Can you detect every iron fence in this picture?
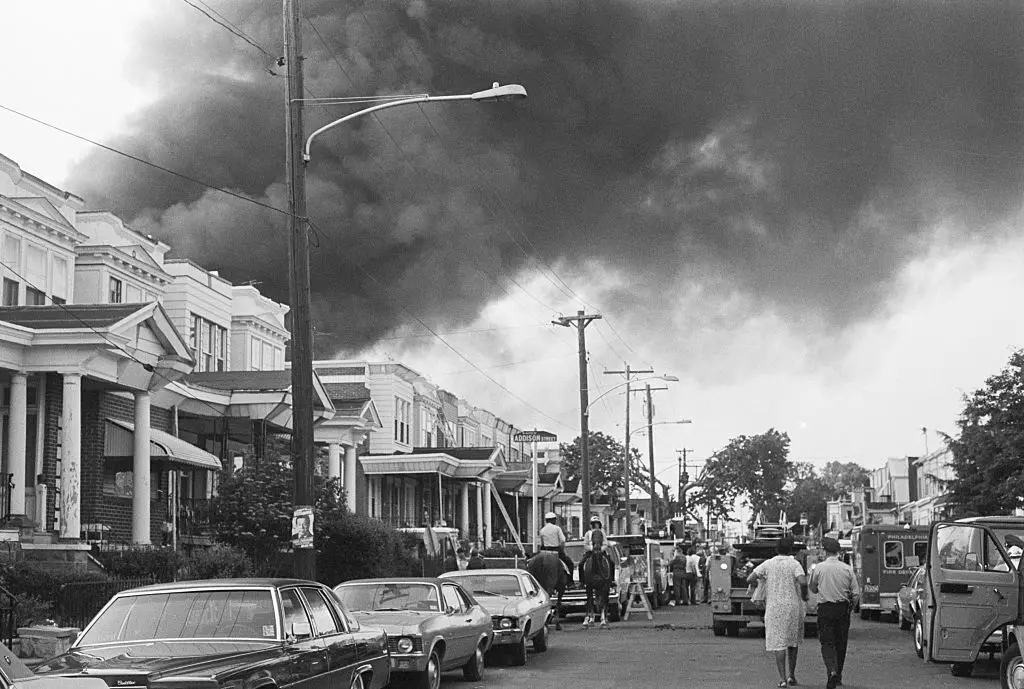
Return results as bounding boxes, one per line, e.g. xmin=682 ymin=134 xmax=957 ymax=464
xmin=56 ymin=577 xmax=156 ymax=631
xmin=0 ymin=474 xmax=13 ymax=522
xmin=0 ymin=584 xmax=15 ymax=648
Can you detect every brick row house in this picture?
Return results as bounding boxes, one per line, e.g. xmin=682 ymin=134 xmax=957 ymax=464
xmin=0 ymin=153 xmax=568 ymax=564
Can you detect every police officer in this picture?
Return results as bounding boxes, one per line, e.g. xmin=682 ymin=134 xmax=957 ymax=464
xmin=809 ymin=537 xmax=859 ymax=689
xmin=538 ymin=512 xmax=574 ymax=572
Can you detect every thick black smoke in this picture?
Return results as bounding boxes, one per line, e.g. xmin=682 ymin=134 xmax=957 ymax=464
xmin=70 ymin=0 xmax=1024 ymax=356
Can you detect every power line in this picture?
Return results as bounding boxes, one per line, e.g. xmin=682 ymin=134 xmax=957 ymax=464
xmin=179 ymin=0 xmax=280 ymax=64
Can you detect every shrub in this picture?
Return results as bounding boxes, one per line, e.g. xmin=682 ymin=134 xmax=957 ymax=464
xmin=92 ymin=547 xmax=181 ymax=581
xmin=13 ymin=594 xmax=53 ymax=627
xmin=0 ymin=562 xmax=107 ymax=604
xmin=317 ymin=512 xmax=419 ymax=587
xmin=178 ymin=544 xmax=254 ymax=580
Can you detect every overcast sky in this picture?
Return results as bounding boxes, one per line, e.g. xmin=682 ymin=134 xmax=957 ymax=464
xmin=3 ymin=1 xmax=1022 ymax=491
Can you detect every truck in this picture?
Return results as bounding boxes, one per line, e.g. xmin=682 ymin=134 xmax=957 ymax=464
xmin=850 ymin=524 xmax=929 ymax=621
xmin=922 ymin=516 xmax=1024 ymax=682
xmin=709 ymin=522 xmax=819 ymax=637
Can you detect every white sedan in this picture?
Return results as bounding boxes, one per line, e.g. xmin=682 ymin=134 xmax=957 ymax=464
xmin=439 ymin=568 xmax=551 ymax=666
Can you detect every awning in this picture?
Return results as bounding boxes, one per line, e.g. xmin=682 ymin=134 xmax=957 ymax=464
xmin=105 ymin=419 xmax=223 ymax=471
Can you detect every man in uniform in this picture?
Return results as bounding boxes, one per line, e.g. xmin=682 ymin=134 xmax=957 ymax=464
xmin=809 ymin=536 xmax=859 ymax=689
xmin=539 ymin=512 xmax=574 ymax=574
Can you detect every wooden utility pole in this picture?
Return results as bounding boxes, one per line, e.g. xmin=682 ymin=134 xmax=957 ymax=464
xmin=284 ymin=0 xmax=316 ymax=580
xmin=554 ymin=310 xmax=602 ymax=527
xmin=631 ymin=383 xmax=670 ymax=531
xmin=604 ymin=363 xmax=652 ymax=534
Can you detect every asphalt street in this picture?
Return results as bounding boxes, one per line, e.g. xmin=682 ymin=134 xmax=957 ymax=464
xmin=441 ymin=604 xmax=1003 ymax=689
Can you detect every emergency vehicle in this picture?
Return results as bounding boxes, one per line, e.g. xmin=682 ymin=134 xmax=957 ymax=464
xmin=709 ymin=521 xmax=820 ymax=637
xmin=849 ymin=524 xmax=929 ymax=620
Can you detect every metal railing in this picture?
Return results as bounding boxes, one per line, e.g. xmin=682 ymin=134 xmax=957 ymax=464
xmin=0 ymin=584 xmax=15 ymax=648
xmin=0 ymin=474 xmax=13 ymax=522
xmin=55 ymin=577 xmax=156 ymax=631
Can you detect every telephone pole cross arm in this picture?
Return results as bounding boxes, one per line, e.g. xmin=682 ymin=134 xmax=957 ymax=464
xmin=553 ymin=310 xmax=602 ymax=528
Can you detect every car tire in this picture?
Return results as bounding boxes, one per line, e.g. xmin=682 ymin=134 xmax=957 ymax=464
xmin=1000 ymin=641 xmax=1022 ymax=689
xmin=899 ymin=612 xmax=912 ymax=631
xmin=913 ymin=615 xmax=926 ymax=659
xmin=712 ymin=621 xmax=727 ymax=637
xmin=726 ymin=623 xmax=740 ymax=637
xmin=350 ymin=672 xmax=365 ymax=689
xmin=608 ymin=602 xmax=621 ymax=622
xmin=533 ymin=624 xmax=549 ymax=652
xmin=509 ymin=636 xmax=528 ymax=667
xmin=463 ymin=641 xmax=485 ymax=681
xmin=859 ymin=607 xmax=871 ymax=621
xmin=950 ymin=662 xmax=974 ymax=678
xmin=412 ymin=649 xmax=441 ymax=689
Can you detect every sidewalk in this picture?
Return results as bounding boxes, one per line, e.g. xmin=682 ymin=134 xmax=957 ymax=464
xmin=555 ymin=599 xmax=713 ymax=631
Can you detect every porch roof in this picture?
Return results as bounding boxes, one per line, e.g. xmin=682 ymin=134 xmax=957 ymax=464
xmin=105 ymin=418 xmax=222 ymax=470
xmin=360 ymin=448 xmax=500 ymax=479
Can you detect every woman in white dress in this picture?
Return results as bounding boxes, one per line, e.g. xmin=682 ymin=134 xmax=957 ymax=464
xmin=747 ymin=537 xmax=808 ymax=687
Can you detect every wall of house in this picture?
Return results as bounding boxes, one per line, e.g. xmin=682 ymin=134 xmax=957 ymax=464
xmin=366 ymin=367 xmax=413 ymax=455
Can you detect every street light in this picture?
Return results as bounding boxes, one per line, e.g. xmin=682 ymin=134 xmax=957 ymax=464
xmin=585 ymin=374 xmax=679 ymax=414
xmin=286 ymin=3 xmax=527 ymax=580
xmin=627 ymin=418 xmax=691 ymax=533
xmin=304 ymin=83 xmax=527 ymax=161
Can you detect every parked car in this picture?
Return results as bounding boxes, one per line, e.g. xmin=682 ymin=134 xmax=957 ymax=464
xmin=32 ymin=578 xmax=390 ymax=689
xmin=439 ymin=568 xmax=551 ymax=665
xmin=897 ymin=565 xmax=925 ymax=632
xmin=0 ymin=641 xmax=106 ymax=688
xmin=333 ymin=578 xmax=492 ymax=689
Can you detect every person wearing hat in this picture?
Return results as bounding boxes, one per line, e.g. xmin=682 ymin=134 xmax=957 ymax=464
xmin=809 ymin=537 xmax=859 ymax=689
xmin=539 ymin=511 xmax=574 ymax=573
xmin=577 ymin=516 xmax=605 ymax=577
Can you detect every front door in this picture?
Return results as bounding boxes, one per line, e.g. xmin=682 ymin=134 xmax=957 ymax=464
xmin=926 ymin=522 xmax=1020 ymax=663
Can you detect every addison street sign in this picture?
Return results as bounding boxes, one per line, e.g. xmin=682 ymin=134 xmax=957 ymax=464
xmin=513 ymin=430 xmax=558 ymax=443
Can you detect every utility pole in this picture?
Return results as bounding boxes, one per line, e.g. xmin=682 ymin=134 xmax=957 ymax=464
xmin=604 ymin=363 xmax=652 ymax=534
xmin=631 ymin=382 xmax=669 ymax=531
xmin=677 ymin=447 xmax=692 ymax=521
xmin=554 ymin=310 xmax=602 ymax=527
xmin=284 ymin=0 xmax=315 ymax=580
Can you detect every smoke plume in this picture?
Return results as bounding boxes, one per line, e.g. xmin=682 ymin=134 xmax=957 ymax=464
xmin=69 ymin=0 xmax=1024 ymax=357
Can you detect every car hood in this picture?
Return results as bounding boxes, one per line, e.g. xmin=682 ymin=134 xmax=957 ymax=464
xmin=34 ymin=640 xmax=279 ymax=680
xmin=473 ymin=595 xmax=520 ymax=616
xmin=353 ymin=610 xmax=436 ymax=634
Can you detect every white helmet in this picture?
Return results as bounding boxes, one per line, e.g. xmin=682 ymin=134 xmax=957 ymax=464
xmin=545 ymin=512 xmax=558 ymax=520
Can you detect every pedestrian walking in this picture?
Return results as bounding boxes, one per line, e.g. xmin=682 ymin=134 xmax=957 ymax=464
xmin=808 ymin=537 xmax=859 ymax=689
xmin=669 ymin=546 xmax=689 ymax=606
xmin=747 ymin=536 xmax=808 ymax=688
xmin=685 ymin=547 xmax=701 ymax=605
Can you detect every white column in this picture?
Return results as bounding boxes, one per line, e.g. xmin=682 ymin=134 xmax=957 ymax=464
xmin=475 ymin=482 xmax=484 ymax=544
xmin=60 ymin=373 xmax=82 ymax=539
xmin=344 ymin=446 xmax=357 ymax=513
xmin=328 ymin=443 xmax=342 ymax=479
xmin=484 ymin=480 xmax=492 ymax=548
xmin=7 ymin=373 xmax=28 ymax=517
xmin=460 ymin=482 xmax=470 ymax=537
xmin=132 ymin=392 xmax=151 ymax=544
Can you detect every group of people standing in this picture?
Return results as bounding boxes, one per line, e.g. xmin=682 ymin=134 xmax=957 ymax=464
xmin=747 ymin=536 xmax=859 ymax=689
xmin=668 ymin=545 xmax=710 ymax=605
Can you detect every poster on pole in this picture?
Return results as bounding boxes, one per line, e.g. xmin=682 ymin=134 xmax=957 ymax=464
xmin=292 ymin=506 xmax=314 ymax=549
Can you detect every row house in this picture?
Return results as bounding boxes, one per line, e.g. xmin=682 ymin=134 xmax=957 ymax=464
xmin=0 ymin=154 xmax=376 ymax=562
xmin=899 ymin=446 xmax=954 ymax=525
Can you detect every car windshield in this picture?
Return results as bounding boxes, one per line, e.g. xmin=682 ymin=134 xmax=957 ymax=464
xmin=446 ymin=574 xmax=522 ymax=597
xmin=334 ymin=583 xmax=440 ymax=612
xmin=77 ymin=589 xmax=277 ymax=645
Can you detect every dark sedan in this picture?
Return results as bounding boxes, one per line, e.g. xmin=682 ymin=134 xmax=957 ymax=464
xmin=33 ymin=578 xmax=390 ymax=689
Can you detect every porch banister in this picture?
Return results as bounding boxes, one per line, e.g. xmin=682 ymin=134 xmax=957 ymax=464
xmin=132 ymin=392 xmax=151 ymax=544
xmin=7 ymin=373 xmax=27 ymax=517
xmin=343 ymin=446 xmax=357 ymax=513
xmin=59 ymin=373 xmax=82 ymax=539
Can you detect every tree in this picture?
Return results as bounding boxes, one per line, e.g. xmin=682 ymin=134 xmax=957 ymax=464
xmin=699 ymin=429 xmax=792 ymax=524
xmin=946 ymin=349 xmax=1024 ymax=517
xmin=560 ymin=431 xmax=644 ymax=499
xmin=820 ymin=461 xmax=871 ymax=498
xmin=784 ymin=462 xmax=831 ymax=528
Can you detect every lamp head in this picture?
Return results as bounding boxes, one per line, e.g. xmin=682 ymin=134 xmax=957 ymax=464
xmin=660 ymin=375 xmax=680 ymax=382
xmin=472 ymin=82 xmax=528 ymax=102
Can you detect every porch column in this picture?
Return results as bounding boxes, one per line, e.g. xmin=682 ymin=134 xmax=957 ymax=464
xmin=7 ymin=372 xmax=28 ymax=517
xmin=475 ymin=482 xmax=484 ymax=543
xmin=484 ymin=480 xmax=492 ymax=548
xmin=460 ymin=482 xmax=470 ymax=537
xmin=60 ymin=373 xmax=82 ymax=539
xmin=327 ymin=443 xmax=342 ymax=479
xmin=344 ymin=446 xmax=357 ymax=513
xmin=132 ymin=391 xmax=151 ymax=544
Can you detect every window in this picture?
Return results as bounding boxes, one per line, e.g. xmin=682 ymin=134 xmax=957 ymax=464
xmin=250 ymin=337 xmax=261 ymax=369
xmin=441 ymin=585 xmax=464 ymax=613
xmin=25 ymin=287 xmax=45 ymax=305
xmin=394 ymin=398 xmax=410 ymax=444
xmin=189 ymin=313 xmax=228 ymax=372
xmin=109 ymin=277 xmax=123 ymax=303
xmin=884 ymin=541 xmax=904 ymax=569
xmin=280 ymin=588 xmax=312 ymax=635
xmin=2 ymin=278 xmax=18 ymax=306
xmin=300 ymin=588 xmax=340 ymax=635
xmin=913 ymin=541 xmax=928 ymax=566
xmin=935 ymin=523 xmax=1008 ymax=572
xmin=52 ymin=256 xmax=69 ymax=302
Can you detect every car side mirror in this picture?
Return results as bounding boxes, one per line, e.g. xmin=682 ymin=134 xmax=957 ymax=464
xmin=446 ymin=606 xmax=458 ymax=615
xmin=290 ymin=622 xmax=312 ymax=640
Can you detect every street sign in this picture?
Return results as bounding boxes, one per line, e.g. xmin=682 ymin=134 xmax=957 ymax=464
xmin=513 ymin=430 xmax=557 ymax=443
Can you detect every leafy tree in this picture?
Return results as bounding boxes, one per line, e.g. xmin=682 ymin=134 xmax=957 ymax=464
xmin=820 ymin=461 xmax=871 ymax=498
xmin=210 ymin=435 xmax=344 ymax=573
xmin=560 ymin=431 xmax=641 ymax=498
xmin=946 ymin=349 xmax=1024 ymax=517
xmin=784 ymin=462 xmax=831 ymax=527
xmin=699 ymin=429 xmax=792 ymax=524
